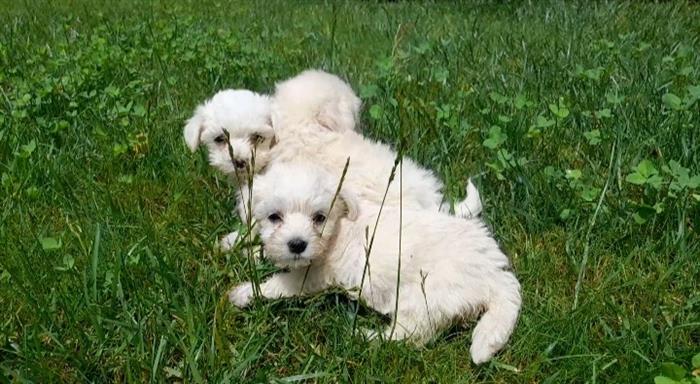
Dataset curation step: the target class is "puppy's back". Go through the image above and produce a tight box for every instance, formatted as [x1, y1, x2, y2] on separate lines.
[272, 69, 361, 133]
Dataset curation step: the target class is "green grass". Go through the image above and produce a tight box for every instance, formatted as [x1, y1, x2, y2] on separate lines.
[1, 0, 699, 382]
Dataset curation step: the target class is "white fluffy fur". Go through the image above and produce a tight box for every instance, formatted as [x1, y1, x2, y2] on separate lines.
[184, 71, 366, 249]
[183, 70, 362, 177]
[184, 70, 482, 250]
[183, 89, 275, 176]
[452, 179, 482, 218]
[262, 71, 482, 215]
[230, 163, 521, 364]
[272, 69, 362, 134]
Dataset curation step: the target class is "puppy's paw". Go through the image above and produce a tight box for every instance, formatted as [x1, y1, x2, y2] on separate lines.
[228, 282, 254, 307]
[469, 342, 498, 365]
[218, 231, 239, 252]
[469, 315, 511, 364]
[469, 326, 504, 364]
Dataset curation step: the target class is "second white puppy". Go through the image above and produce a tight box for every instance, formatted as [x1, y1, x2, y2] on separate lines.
[229, 162, 521, 365]
[183, 70, 362, 177]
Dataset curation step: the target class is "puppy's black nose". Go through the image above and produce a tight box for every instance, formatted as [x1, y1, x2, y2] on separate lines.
[287, 238, 307, 254]
[233, 159, 247, 169]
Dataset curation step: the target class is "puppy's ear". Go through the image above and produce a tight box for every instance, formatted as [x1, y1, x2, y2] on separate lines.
[265, 117, 278, 149]
[248, 175, 270, 219]
[183, 106, 206, 152]
[340, 188, 359, 221]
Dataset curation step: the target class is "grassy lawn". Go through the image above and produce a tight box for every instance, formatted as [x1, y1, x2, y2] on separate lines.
[1, 0, 699, 382]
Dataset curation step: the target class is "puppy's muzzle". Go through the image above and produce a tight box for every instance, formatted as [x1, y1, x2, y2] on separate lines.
[232, 159, 247, 170]
[287, 238, 307, 254]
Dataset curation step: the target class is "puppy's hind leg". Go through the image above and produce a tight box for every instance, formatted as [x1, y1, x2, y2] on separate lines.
[218, 231, 239, 251]
[377, 307, 436, 346]
[469, 272, 521, 364]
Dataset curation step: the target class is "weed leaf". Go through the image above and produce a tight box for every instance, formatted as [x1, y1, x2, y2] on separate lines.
[693, 353, 700, 369]
[369, 104, 383, 120]
[40, 237, 62, 251]
[662, 93, 682, 110]
[483, 126, 506, 149]
[18, 140, 37, 158]
[661, 362, 687, 380]
[606, 93, 625, 104]
[549, 98, 570, 119]
[359, 84, 379, 99]
[489, 91, 509, 105]
[584, 129, 601, 145]
[653, 377, 678, 384]
[626, 160, 662, 188]
[626, 173, 647, 185]
[687, 85, 700, 100]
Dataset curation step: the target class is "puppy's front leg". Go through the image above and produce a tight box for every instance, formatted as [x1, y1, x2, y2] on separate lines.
[228, 269, 325, 308]
[218, 230, 240, 251]
[218, 226, 260, 252]
[220, 190, 257, 252]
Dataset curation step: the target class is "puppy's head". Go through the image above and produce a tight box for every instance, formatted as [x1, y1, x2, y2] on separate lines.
[183, 89, 275, 177]
[251, 162, 358, 269]
[272, 69, 361, 133]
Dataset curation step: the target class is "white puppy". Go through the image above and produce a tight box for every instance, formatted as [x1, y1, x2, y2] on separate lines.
[229, 162, 520, 365]
[184, 89, 275, 176]
[183, 70, 361, 176]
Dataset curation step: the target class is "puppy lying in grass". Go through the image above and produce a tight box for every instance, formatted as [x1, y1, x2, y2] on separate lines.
[183, 70, 482, 250]
[229, 162, 521, 365]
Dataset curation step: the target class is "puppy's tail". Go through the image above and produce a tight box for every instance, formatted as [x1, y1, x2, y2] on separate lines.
[469, 272, 521, 364]
[454, 179, 483, 218]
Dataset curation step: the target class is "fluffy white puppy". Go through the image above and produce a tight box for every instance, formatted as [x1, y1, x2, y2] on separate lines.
[229, 162, 521, 365]
[183, 89, 275, 176]
[183, 70, 361, 176]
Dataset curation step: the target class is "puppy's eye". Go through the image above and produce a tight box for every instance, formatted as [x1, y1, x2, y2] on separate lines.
[268, 213, 282, 223]
[312, 213, 326, 225]
[214, 134, 226, 144]
[250, 133, 265, 144]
